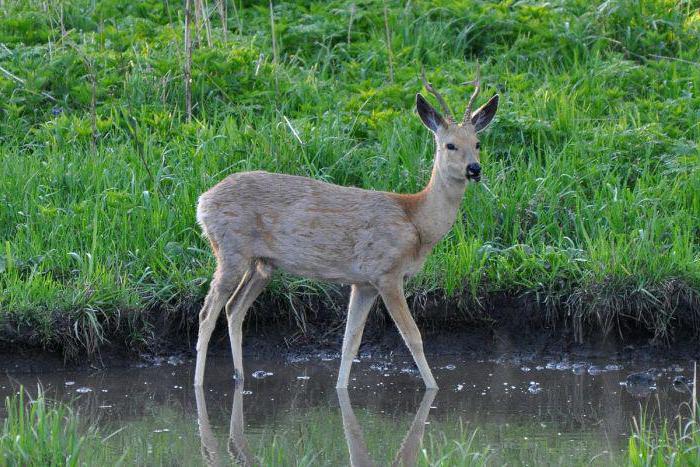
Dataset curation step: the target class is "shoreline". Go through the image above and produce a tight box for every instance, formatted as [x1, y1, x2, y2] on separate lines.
[2, 285, 698, 373]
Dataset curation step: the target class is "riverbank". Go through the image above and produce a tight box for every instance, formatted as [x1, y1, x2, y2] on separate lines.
[1, 0, 698, 358]
[2, 286, 699, 375]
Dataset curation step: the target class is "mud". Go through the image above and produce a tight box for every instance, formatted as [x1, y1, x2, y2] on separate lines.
[1, 289, 699, 374]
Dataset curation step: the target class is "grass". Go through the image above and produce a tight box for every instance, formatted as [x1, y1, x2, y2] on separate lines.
[0, 0, 699, 356]
[628, 368, 699, 466]
[628, 410, 700, 466]
[0, 386, 626, 466]
[7, 382, 700, 466]
[0, 389, 91, 466]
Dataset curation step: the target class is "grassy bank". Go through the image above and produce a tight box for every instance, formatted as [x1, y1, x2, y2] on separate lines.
[1, 0, 699, 356]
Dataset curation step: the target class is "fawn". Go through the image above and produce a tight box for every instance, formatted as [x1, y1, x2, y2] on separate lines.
[194, 65, 499, 388]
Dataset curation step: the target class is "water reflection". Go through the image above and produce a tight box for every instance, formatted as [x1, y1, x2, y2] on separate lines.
[195, 384, 436, 467]
[1, 355, 695, 465]
[196, 385, 253, 466]
[338, 388, 436, 467]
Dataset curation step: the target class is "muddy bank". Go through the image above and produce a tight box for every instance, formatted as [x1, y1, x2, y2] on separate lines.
[1, 286, 699, 373]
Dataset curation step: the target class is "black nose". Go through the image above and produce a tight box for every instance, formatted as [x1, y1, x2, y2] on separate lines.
[467, 162, 481, 177]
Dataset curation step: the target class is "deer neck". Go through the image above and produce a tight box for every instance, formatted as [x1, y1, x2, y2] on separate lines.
[408, 162, 466, 247]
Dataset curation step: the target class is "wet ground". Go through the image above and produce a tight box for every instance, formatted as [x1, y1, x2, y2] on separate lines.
[0, 353, 696, 465]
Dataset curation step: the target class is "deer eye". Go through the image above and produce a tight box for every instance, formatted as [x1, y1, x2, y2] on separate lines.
[475, 142, 481, 150]
[446, 143, 457, 151]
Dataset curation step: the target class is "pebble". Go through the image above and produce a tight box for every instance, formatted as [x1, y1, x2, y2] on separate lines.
[251, 370, 273, 379]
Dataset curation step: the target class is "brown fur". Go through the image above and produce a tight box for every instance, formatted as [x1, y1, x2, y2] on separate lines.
[193, 88, 499, 389]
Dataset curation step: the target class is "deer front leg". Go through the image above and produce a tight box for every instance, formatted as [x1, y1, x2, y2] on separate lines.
[378, 282, 438, 389]
[336, 284, 378, 389]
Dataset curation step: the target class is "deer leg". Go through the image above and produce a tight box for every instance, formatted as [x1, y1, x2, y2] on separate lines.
[225, 260, 273, 382]
[378, 283, 438, 389]
[195, 264, 243, 386]
[337, 284, 378, 389]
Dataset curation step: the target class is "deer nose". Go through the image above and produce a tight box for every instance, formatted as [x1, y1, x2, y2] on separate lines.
[466, 163, 481, 179]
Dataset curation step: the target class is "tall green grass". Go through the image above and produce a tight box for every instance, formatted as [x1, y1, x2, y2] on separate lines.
[628, 369, 699, 466]
[0, 0, 699, 354]
[628, 411, 700, 466]
[0, 389, 90, 466]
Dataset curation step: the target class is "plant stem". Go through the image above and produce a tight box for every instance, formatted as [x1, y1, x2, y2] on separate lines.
[217, 0, 227, 44]
[383, 0, 394, 82]
[184, 0, 193, 122]
[347, 3, 355, 45]
[269, 0, 279, 96]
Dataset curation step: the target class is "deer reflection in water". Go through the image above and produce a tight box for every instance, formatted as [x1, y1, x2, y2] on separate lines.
[194, 386, 438, 466]
[195, 386, 254, 467]
[338, 388, 437, 467]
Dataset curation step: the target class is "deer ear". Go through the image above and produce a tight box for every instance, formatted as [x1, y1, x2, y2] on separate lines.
[416, 93, 447, 132]
[471, 94, 499, 132]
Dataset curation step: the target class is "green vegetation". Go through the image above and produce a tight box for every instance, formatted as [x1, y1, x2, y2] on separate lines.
[5, 386, 700, 465]
[628, 413, 700, 466]
[0, 389, 92, 466]
[628, 390, 699, 466]
[0, 387, 622, 465]
[1, 0, 699, 355]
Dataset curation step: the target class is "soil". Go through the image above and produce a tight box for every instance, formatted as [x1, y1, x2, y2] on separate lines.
[1, 289, 699, 374]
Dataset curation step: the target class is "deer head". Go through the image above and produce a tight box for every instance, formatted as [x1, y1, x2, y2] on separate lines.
[417, 63, 499, 183]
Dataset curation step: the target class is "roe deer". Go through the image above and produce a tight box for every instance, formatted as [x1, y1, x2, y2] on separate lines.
[194, 65, 499, 388]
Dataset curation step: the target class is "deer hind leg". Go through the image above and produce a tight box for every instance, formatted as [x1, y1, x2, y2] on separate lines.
[336, 284, 378, 389]
[225, 259, 273, 382]
[378, 281, 437, 389]
[194, 258, 247, 387]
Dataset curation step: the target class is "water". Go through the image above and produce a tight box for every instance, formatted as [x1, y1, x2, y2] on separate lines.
[0, 354, 695, 465]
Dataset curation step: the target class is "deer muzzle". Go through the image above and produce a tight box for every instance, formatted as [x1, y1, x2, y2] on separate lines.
[466, 162, 481, 182]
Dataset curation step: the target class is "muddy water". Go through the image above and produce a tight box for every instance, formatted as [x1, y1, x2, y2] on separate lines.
[0, 353, 696, 465]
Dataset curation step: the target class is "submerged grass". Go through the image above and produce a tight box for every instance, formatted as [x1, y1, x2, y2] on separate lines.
[0, 0, 699, 355]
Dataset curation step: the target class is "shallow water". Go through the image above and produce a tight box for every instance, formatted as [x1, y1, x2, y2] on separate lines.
[0, 353, 696, 465]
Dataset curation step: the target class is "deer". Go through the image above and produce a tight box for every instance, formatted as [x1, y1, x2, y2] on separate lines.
[194, 64, 499, 389]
